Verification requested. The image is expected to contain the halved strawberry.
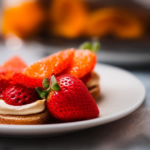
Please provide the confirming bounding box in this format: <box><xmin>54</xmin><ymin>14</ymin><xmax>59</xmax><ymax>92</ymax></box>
<box><xmin>3</xmin><ymin>84</ymin><xmax>40</xmax><ymax>106</ymax></box>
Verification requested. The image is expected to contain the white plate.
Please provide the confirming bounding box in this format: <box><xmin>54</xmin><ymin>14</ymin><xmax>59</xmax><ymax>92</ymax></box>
<box><xmin>0</xmin><ymin>64</ymin><xmax>145</xmax><ymax>137</ymax></box>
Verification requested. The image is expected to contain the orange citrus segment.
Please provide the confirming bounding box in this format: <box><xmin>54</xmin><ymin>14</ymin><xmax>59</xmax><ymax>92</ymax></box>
<box><xmin>63</xmin><ymin>50</ymin><xmax>96</xmax><ymax>78</ymax></box>
<box><xmin>24</xmin><ymin>49</ymin><xmax>75</xmax><ymax>79</ymax></box>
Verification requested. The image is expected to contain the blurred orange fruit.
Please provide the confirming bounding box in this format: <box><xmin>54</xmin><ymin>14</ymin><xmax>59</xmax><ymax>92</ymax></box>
<box><xmin>84</xmin><ymin>7</ymin><xmax>144</xmax><ymax>38</ymax></box>
<box><xmin>84</xmin><ymin>8</ymin><xmax>115</xmax><ymax>37</ymax></box>
<box><xmin>2</xmin><ymin>1</ymin><xmax>45</xmax><ymax>38</ymax></box>
<box><xmin>112</xmin><ymin>9</ymin><xmax>144</xmax><ymax>38</ymax></box>
<box><xmin>50</xmin><ymin>0</ymin><xmax>87</xmax><ymax>38</ymax></box>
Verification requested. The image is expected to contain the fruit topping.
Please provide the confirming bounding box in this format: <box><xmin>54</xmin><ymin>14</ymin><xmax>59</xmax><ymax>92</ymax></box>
<box><xmin>24</xmin><ymin>49</ymin><xmax>75</xmax><ymax>79</ymax></box>
<box><xmin>12</xmin><ymin>73</ymin><xmax>44</xmax><ymax>88</ymax></box>
<box><xmin>36</xmin><ymin>74</ymin><xmax>99</xmax><ymax>122</ymax></box>
<box><xmin>3</xmin><ymin>84</ymin><xmax>40</xmax><ymax>106</ymax></box>
<box><xmin>0</xmin><ymin>66</ymin><xmax>6</xmax><ymax>75</ymax></box>
<box><xmin>2</xmin><ymin>56</ymin><xmax>28</xmax><ymax>78</ymax></box>
<box><xmin>63</xmin><ymin>50</ymin><xmax>96</xmax><ymax>78</ymax></box>
<box><xmin>0</xmin><ymin>74</ymin><xmax>11</xmax><ymax>99</ymax></box>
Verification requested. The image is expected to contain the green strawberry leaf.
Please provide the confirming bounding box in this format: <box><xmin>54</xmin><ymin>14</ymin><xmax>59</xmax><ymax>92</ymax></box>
<box><xmin>42</xmin><ymin>78</ymin><xmax>49</xmax><ymax>89</ymax></box>
<box><xmin>35</xmin><ymin>87</ymin><xmax>48</xmax><ymax>99</ymax></box>
<box><xmin>92</xmin><ymin>41</ymin><xmax>100</xmax><ymax>53</ymax></box>
<box><xmin>50</xmin><ymin>75</ymin><xmax>61</xmax><ymax>91</ymax></box>
<box><xmin>79</xmin><ymin>42</ymin><xmax>92</xmax><ymax>50</ymax></box>
<box><xmin>79</xmin><ymin>41</ymin><xmax>100</xmax><ymax>53</ymax></box>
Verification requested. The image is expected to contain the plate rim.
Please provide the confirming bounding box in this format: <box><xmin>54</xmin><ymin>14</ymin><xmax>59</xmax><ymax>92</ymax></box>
<box><xmin>0</xmin><ymin>63</ymin><xmax>146</xmax><ymax>131</ymax></box>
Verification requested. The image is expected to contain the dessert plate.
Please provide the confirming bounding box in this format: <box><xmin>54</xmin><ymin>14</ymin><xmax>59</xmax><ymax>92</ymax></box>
<box><xmin>0</xmin><ymin>64</ymin><xmax>145</xmax><ymax>137</ymax></box>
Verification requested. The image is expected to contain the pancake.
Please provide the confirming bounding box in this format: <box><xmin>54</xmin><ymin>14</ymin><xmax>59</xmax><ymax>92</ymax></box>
<box><xmin>86</xmin><ymin>71</ymin><xmax>100</xmax><ymax>101</ymax></box>
<box><xmin>89</xmin><ymin>84</ymin><xmax>100</xmax><ymax>101</ymax></box>
<box><xmin>0</xmin><ymin>109</ymin><xmax>51</xmax><ymax>125</ymax></box>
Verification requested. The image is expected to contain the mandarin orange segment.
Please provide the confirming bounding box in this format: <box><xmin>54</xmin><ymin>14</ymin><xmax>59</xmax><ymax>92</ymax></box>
<box><xmin>24</xmin><ymin>49</ymin><xmax>75</xmax><ymax>79</ymax></box>
<box><xmin>64</xmin><ymin>50</ymin><xmax>96</xmax><ymax>78</ymax></box>
<box><xmin>2</xmin><ymin>56</ymin><xmax>28</xmax><ymax>78</ymax></box>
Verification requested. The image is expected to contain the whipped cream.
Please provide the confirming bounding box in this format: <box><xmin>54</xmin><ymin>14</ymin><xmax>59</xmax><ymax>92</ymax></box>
<box><xmin>0</xmin><ymin>99</ymin><xmax>46</xmax><ymax>115</ymax></box>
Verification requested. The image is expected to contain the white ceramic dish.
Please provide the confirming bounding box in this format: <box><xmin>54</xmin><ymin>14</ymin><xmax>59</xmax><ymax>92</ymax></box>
<box><xmin>0</xmin><ymin>64</ymin><xmax>145</xmax><ymax>137</ymax></box>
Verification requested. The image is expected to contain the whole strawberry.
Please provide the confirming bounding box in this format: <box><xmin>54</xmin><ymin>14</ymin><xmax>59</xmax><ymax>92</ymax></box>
<box><xmin>36</xmin><ymin>75</ymin><xmax>99</xmax><ymax>122</ymax></box>
<box><xmin>3</xmin><ymin>84</ymin><xmax>40</xmax><ymax>106</ymax></box>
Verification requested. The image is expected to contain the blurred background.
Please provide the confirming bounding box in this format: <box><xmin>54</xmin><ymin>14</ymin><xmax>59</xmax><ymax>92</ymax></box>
<box><xmin>0</xmin><ymin>0</ymin><xmax>150</xmax><ymax>67</ymax></box>
<box><xmin>0</xmin><ymin>1</ymin><xmax>150</xmax><ymax>149</ymax></box>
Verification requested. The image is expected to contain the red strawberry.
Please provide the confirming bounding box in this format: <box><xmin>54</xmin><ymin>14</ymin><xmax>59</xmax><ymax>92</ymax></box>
<box><xmin>0</xmin><ymin>72</ymin><xmax>11</xmax><ymax>99</ymax></box>
<box><xmin>36</xmin><ymin>75</ymin><xmax>99</xmax><ymax>122</ymax></box>
<box><xmin>3</xmin><ymin>84</ymin><xmax>40</xmax><ymax>106</ymax></box>
<box><xmin>12</xmin><ymin>73</ymin><xmax>44</xmax><ymax>88</ymax></box>
<box><xmin>0</xmin><ymin>79</ymin><xmax>10</xmax><ymax>99</ymax></box>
